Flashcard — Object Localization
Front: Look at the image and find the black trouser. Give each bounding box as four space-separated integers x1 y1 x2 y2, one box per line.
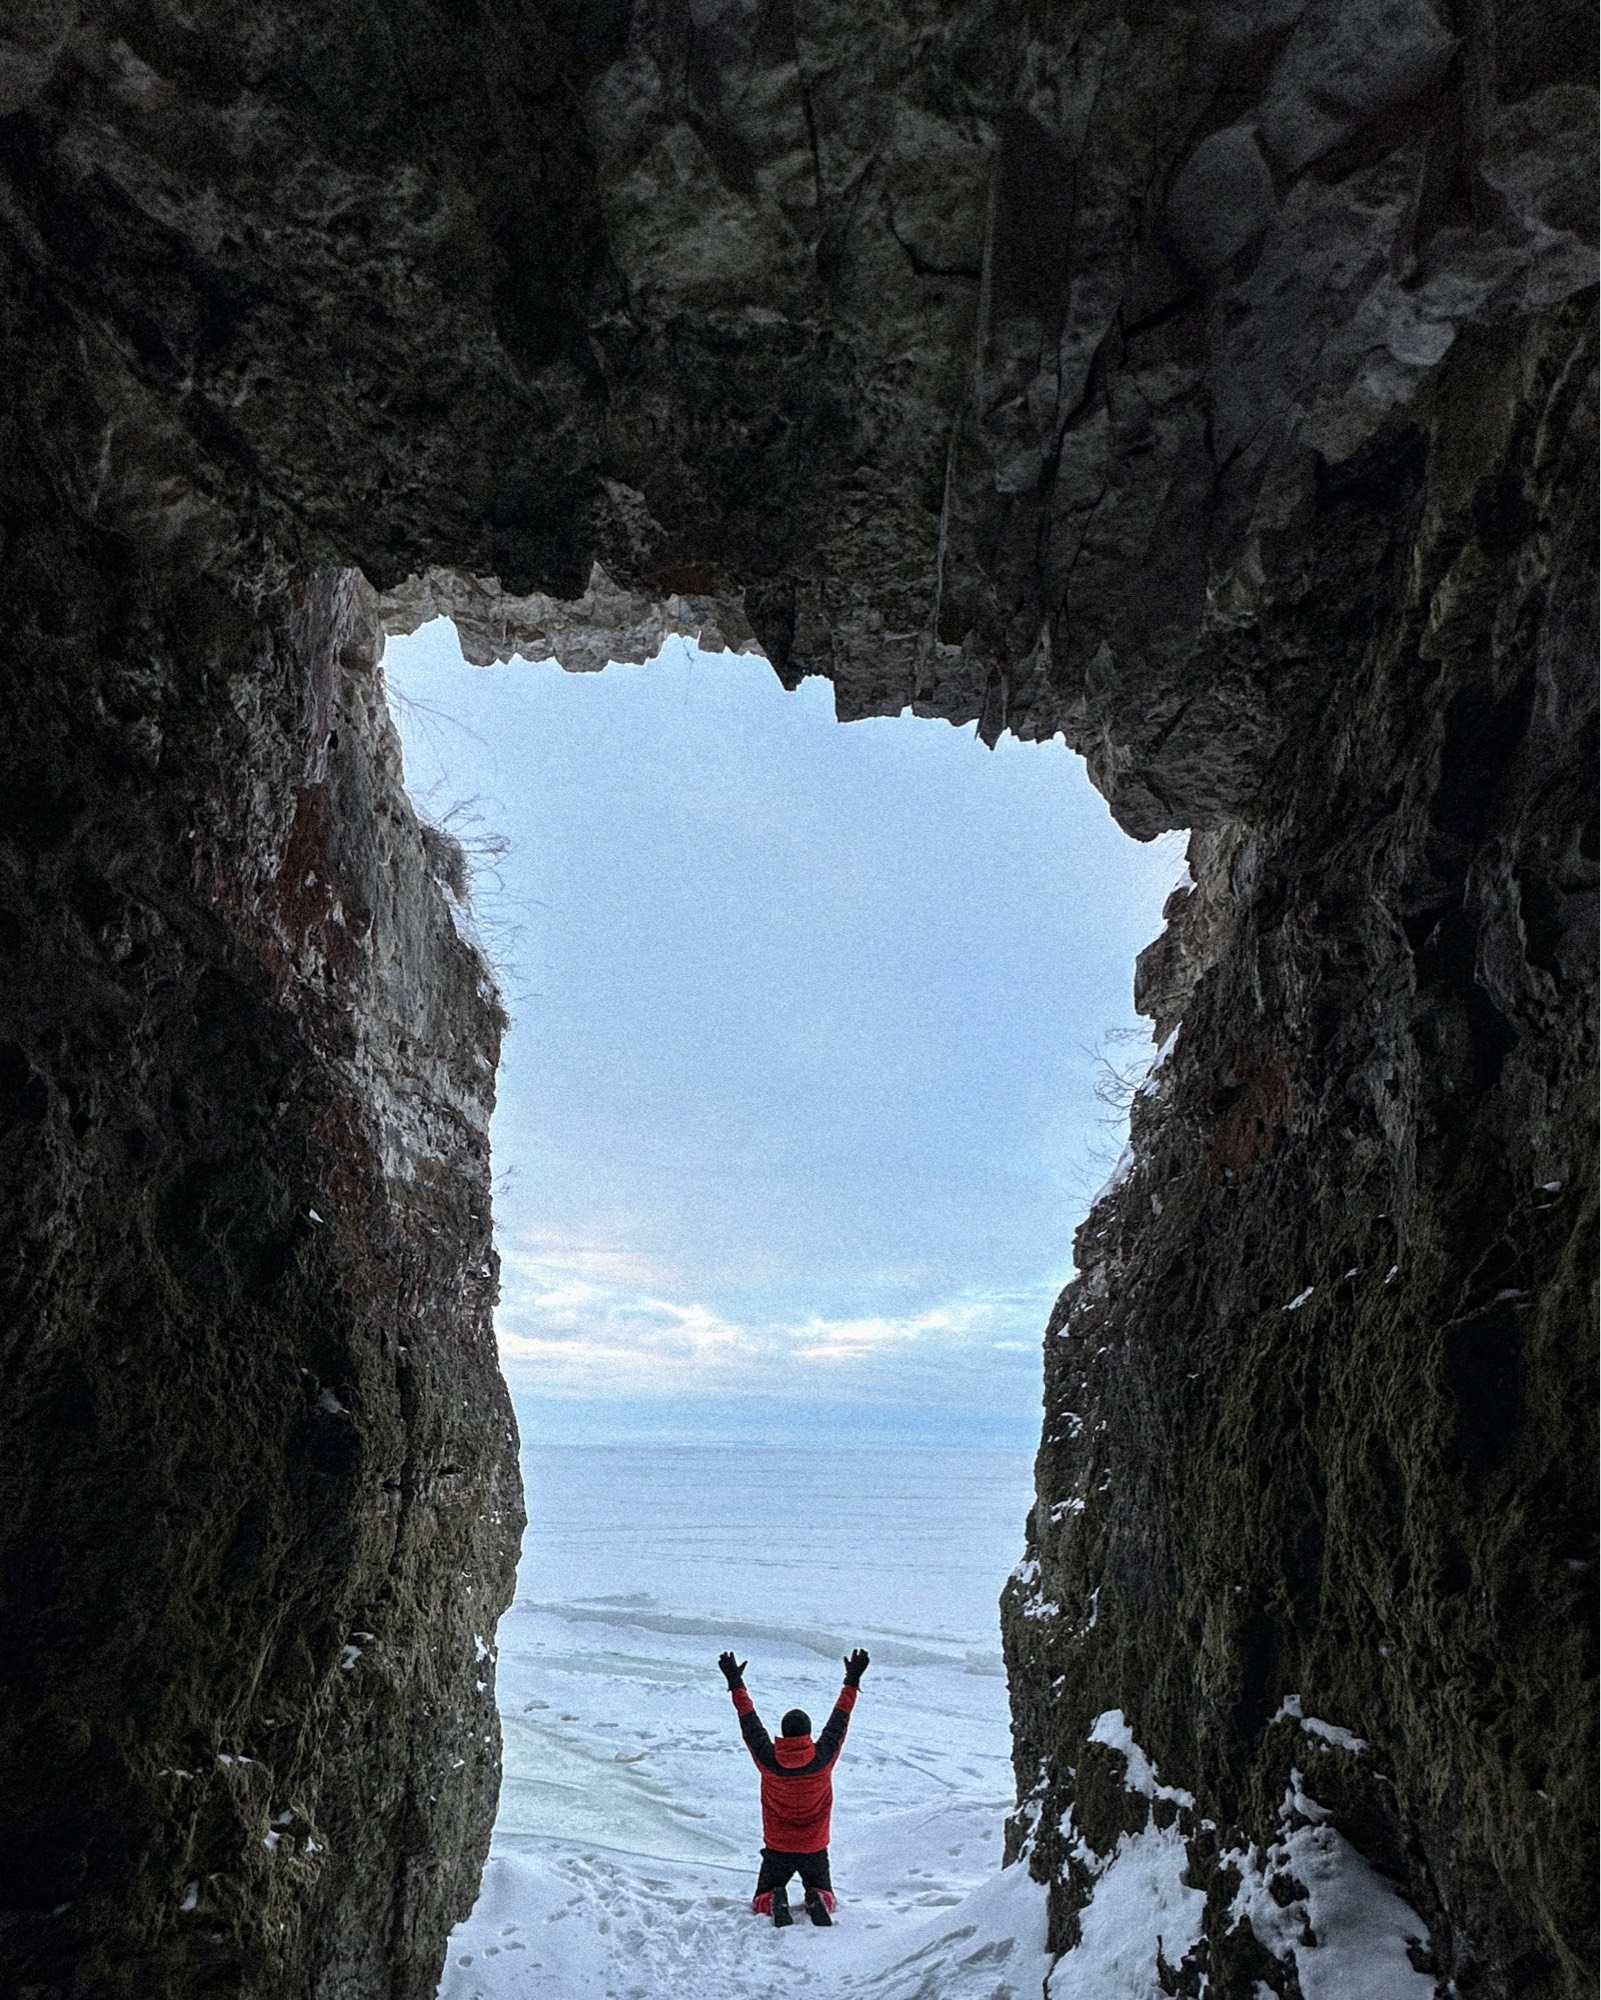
755 1847 833 1900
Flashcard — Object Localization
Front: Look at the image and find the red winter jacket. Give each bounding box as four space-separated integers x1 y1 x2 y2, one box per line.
731 1684 858 1853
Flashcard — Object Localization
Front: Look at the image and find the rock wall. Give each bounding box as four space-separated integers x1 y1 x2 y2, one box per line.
0 529 520 1993
0 0 1593 1995
1002 300 1598 1997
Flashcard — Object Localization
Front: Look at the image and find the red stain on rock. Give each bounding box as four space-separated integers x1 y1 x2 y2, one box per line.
1209 1048 1290 1173
272 783 362 989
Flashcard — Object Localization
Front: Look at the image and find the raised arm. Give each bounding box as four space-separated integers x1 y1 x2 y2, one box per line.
814 1648 870 1766
720 1651 776 1767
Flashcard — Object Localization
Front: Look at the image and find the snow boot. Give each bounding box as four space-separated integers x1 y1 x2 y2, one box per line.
771 1891 792 1928
803 1887 833 1927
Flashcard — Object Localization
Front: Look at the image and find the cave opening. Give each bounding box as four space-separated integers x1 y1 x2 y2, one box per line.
378 613 1188 1987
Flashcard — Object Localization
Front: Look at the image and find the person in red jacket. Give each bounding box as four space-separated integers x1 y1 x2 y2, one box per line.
718 1647 870 1927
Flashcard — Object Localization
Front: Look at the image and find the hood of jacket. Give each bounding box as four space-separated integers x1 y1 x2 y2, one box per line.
773 1733 816 1768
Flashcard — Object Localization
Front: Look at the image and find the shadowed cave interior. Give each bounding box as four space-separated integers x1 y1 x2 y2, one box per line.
0 1 1595 1997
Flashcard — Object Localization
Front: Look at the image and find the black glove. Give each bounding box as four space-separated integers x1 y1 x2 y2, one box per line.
843 1648 870 1688
718 1651 747 1690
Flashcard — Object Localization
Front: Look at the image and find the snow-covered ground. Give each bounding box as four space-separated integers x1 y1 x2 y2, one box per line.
439 1424 1442 1999
437 1429 1052 2000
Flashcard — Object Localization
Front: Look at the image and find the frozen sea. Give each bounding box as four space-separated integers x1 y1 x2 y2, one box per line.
437 1417 1052 1999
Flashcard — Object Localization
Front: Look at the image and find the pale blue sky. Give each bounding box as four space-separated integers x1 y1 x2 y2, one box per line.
384 624 1184 1445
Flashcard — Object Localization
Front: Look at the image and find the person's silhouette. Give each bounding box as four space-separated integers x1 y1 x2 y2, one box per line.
718 1648 870 1926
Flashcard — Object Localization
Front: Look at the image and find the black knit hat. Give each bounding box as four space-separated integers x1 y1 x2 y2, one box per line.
780 1708 812 1738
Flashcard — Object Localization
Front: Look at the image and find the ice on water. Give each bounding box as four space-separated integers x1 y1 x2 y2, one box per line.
437 1429 1051 2000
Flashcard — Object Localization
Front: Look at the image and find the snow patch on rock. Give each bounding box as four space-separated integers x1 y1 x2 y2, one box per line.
1048 1816 1205 1998
1086 1711 1195 1806
1227 1779 1436 1999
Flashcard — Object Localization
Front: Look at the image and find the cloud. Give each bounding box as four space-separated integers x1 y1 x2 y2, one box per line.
494 1229 1061 1402
500 1232 683 1294
790 1304 991 1363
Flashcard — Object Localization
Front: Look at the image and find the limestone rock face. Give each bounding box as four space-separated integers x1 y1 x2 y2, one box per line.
0 545 520 1997
1003 302 1597 1998
0 0 1593 1995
